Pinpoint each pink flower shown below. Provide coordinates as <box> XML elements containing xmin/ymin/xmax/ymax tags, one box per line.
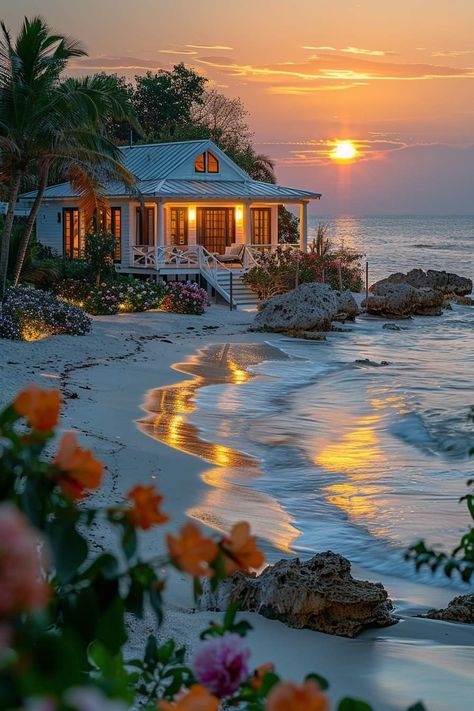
<box><xmin>0</xmin><ymin>503</ymin><xmax>49</xmax><ymax>618</ymax></box>
<box><xmin>192</xmin><ymin>633</ymin><xmax>251</xmax><ymax>698</ymax></box>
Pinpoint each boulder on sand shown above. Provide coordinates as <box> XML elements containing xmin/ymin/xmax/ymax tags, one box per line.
<box><xmin>362</xmin><ymin>282</ymin><xmax>444</xmax><ymax>318</ymax></box>
<box><xmin>371</xmin><ymin>268</ymin><xmax>472</xmax><ymax>297</ymax></box>
<box><xmin>423</xmin><ymin>593</ymin><xmax>474</xmax><ymax>624</ymax></box>
<box><xmin>253</xmin><ymin>283</ymin><xmax>358</xmax><ymax>333</ymax></box>
<box><xmin>200</xmin><ymin>551</ymin><xmax>397</xmax><ymax>638</ymax></box>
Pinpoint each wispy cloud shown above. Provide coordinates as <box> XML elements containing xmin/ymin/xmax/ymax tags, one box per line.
<box><xmin>268</xmin><ymin>83</ymin><xmax>367</xmax><ymax>95</ymax></box>
<box><xmin>302</xmin><ymin>45</ymin><xmax>395</xmax><ymax>57</ymax></box>
<box><xmin>186</xmin><ymin>43</ymin><xmax>234</xmax><ymax>50</ymax></box>
<box><xmin>158</xmin><ymin>48</ymin><xmax>198</xmax><ymax>55</ymax></box>
<box><xmin>73</xmin><ymin>55</ymin><xmax>163</xmax><ymax>70</ymax></box>
<box><xmin>432</xmin><ymin>49</ymin><xmax>474</xmax><ymax>57</ymax></box>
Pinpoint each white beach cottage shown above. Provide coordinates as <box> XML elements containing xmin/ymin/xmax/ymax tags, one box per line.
<box><xmin>20</xmin><ymin>140</ymin><xmax>321</xmax><ymax>307</ymax></box>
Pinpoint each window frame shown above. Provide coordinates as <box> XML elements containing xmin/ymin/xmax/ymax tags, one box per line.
<box><xmin>63</xmin><ymin>207</ymin><xmax>82</xmax><ymax>259</ymax></box>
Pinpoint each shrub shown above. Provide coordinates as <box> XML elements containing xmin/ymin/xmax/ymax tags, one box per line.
<box><xmin>0</xmin><ymin>286</ymin><xmax>91</xmax><ymax>341</ymax></box>
<box><xmin>243</xmin><ymin>244</ymin><xmax>363</xmax><ymax>300</ymax></box>
<box><xmin>161</xmin><ymin>280</ymin><xmax>210</xmax><ymax>315</ymax></box>
<box><xmin>84</xmin><ymin>229</ymin><xmax>117</xmax><ymax>286</ymax></box>
<box><xmin>57</xmin><ymin>278</ymin><xmax>167</xmax><ymax>315</ymax></box>
<box><xmin>0</xmin><ymin>384</ymin><xmax>427</xmax><ymax>710</ymax></box>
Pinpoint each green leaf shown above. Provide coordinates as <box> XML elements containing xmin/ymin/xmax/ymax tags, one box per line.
<box><xmin>122</xmin><ymin>522</ymin><xmax>137</xmax><ymax>559</ymax></box>
<box><xmin>96</xmin><ymin>596</ymin><xmax>127</xmax><ymax>654</ymax></box>
<box><xmin>407</xmin><ymin>704</ymin><xmax>427</xmax><ymax>711</ymax></box>
<box><xmin>47</xmin><ymin>517</ymin><xmax>88</xmax><ymax>583</ymax></box>
<box><xmin>157</xmin><ymin>639</ymin><xmax>175</xmax><ymax>664</ymax></box>
<box><xmin>338</xmin><ymin>698</ymin><xmax>373</xmax><ymax>711</ymax></box>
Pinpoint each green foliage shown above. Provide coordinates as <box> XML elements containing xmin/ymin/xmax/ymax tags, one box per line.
<box><xmin>84</xmin><ymin>229</ymin><xmax>116</xmax><ymax>286</ymax></box>
<box><xmin>57</xmin><ymin>277</ymin><xmax>167</xmax><ymax>315</ymax></box>
<box><xmin>242</xmin><ymin>245</ymin><xmax>363</xmax><ymax>301</ymax></box>
<box><xmin>278</xmin><ymin>206</ymin><xmax>300</xmax><ymax>244</ymax></box>
<box><xmin>406</xmin><ymin>477</ymin><xmax>474</xmax><ymax>583</ymax></box>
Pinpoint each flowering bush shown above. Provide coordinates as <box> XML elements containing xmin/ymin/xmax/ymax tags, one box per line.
<box><xmin>57</xmin><ymin>278</ymin><xmax>167</xmax><ymax>315</ymax></box>
<box><xmin>0</xmin><ymin>384</ymin><xmax>427</xmax><ymax>711</ymax></box>
<box><xmin>161</xmin><ymin>281</ymin><xmax>210</xmax><ymax>315</ymax></box>
<box><xmin>0</xmin><ymin>286</ymin><xmax>91</xmax><ymax>341</ymax></box>
<box><xmin>243</xmin><ymin>245</ymin><xmax>363</xmax><ymax>301</ymax></box>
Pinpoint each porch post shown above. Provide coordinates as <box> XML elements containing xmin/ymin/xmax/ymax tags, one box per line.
<box><xmin>157</xmin><ymin>201</ymin><xmax>164</xmax><ymax>246</ymax></box>
<box><xmin>243</xmin><ymin>201</ymin><xmax>252</xmax><ymax>245</ymax></box>
<box><xmin>299</xmin><ymin>201</ymin><xmax>308</xmax><ymax>252</ymax></box>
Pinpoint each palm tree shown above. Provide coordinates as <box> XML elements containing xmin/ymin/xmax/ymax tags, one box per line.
<box><xmin>0</xmin><ymin>16</ymin><xmax>137</xmax><ymax>295</ymax></box>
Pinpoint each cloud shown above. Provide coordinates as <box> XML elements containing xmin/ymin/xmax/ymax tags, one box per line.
<box><xmin>268</xmin><ymin>83</ymin><xmax>367</xmax><ymax>95</ymax></box>
<box><xmin>72</xmin><ymin>55</ymin><xmax>164</xmax><ymax>70</ymax></box>
<box><xmin>158</xmin><ymin>48</ymin><xmax>198</xmax><ymax>55</ymax></box>
<box><xmin>196</xmin><ymin>54</ymin><xmax>474</xmax><ymax>84</ymax></box>
<box><xmin>432</xmin><ymin>49</ymin><xmax>474</xmax><ymax>57</ymax></box>
<box><xmin>186</xmin><ymin>43</ymin><xmax>234</xmax><ymax>50</ymax></box>
<box><xmin>302</xmin><ymin>45</ymin><xmax>337</xmax><ymax>51</ymax></box>
<box><xmin>302</xmin><ymin>45</ymin><xmax>396</xmax><ymax>57</ymax></box>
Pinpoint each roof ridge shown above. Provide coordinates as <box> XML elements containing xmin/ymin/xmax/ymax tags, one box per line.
<box><xmin>120</xmin><ymin>139</ymin><xmax>211</xmax><ymax>150</ymax></box>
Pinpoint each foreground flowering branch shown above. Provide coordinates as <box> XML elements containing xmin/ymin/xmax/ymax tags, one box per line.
<box><xmin>0</xmin><ymin>385</ymin><xmax>426</xmax><ymax>710</ymax></box>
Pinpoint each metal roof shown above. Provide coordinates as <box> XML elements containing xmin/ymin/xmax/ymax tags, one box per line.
<box><xmin>20</xmin><ymin>140</ymin><xmax>321</xmax><ymax>202</ymax></box>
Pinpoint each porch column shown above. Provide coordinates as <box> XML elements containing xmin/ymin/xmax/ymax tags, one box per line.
<box><xmin>299</xmin><ymin>201</ymin><xmax>308</xmax><ymax>252</ymax></box>
<box><xmin>243</xmin><ymin>202</ymin><xmax>252</xmax><ymax>245</ymax></box>
<box><xmin>157</xmin><ymin>201</ymin><xmax>164</xmax><ymax>246</ymax></box>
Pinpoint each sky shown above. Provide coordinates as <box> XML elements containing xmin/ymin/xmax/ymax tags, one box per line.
<box><xmin>3</xmin><ymin>0</ymin><xmax>474</xmax><ymax>214</ymax></box>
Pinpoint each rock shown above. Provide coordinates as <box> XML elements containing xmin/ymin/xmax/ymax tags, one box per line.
<box><xmin>451</xmin><ymin>294</ymin><xmax>474</xmax><ymax>306</ymax></box>
<box><xmin>333</xmin><ymin>290</ymin><xmax>360</xmax><ymax>321</ymax></box>
<box><xmin>200</xmin><ymin>551</ymin><xmax>398</xmax><ymax>638</ymax></box>
<box><xmin>253</xmin><ymin>283</ymin><xmax>339</xmax><ymax>333</ymax></box>
<box><xmin>253</xmin><ymin>284</ymin><xmax>359</xmax><ymax>333</ymax></box>
<box><xmin>423</xmin><ymin>593</ymin><xmax>474</xmax><ymax>624</ymax></box>
<box><xmin>371</xmin><ymin>269</ymin><xmax>472</xmax><ymax>297</ymax></box>
<box><xmin>285</xmin><ymin>330</ymin><xmax>326</xmax><ymax>340</ymax></box>
<box><xmin>362</xmin><ymin>283</ymin><xmax>444</xmax><ymax>318</ymax></box>
<box><xmin>383</xmin><ymin>323</ymin><xmax>402</xmax><ymax>331</ymax></box>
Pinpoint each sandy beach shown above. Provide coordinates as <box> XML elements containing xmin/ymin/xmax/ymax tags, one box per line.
<box><xmin>1</xmin><ymin>306</ymin><xmax>473</xmax><ymax>711</ymax></box>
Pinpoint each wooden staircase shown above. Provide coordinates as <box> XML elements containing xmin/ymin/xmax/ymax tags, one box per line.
<box><xmin>214</xmin><ymin>269</ymin><xmax>257</xmax><ymax>309</ymax></box>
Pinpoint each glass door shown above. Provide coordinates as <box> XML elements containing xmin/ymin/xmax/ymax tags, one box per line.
<box><xmin>196</xmin><ymin>208</ymin><xmax>235</xmax><ymax>253</ymax></box>
<box><xmin>170</xmin><ymin>208</ymin><xmax>188</xmax><ymax>246</ymax></box>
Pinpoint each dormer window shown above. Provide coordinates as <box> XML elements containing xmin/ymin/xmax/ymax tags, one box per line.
<box><xmin>194</xmin><ymin>151</ymin><xmax>219</xmax><ymax>174</ymax></box>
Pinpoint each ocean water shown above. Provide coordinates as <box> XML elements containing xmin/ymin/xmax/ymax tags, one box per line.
<box><xmin>309</xmin><ymin>214</ymin><xmax>474</xmax><ymax>284</ymax></box>
<box><xmin>186</xmin><ymin>216</ymin><xmax>474</xmax><ymax>588</ymax></box>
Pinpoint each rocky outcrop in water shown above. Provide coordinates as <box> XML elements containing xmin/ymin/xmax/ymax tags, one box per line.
<box><xmin>253</xmin><ymin>283</ymin><xmax>358</xmax><ymax>333</ymax></box>
<box><xmin>424</xmin><ymin>594</ymin><xmax>474</xmax><ymax>624</ymax></box>
<box><xmin>200</xmin><ymin>551</ymin><xmax>397</xmax><ymax>638</ymax></box>
<box><xmin>371</xmin><ymin>269</ymin><xmax>472</xmax><ymax>297</ymax></box>
<box><xmin>362</xmin><ymin>282</ymin><xmax>444</xmax><ymax>318</ymax></box>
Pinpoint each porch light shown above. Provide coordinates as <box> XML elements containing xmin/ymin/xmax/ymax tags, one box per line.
<box><xmin>188</xmin><ymin>206</ymin><xmax>196</xmax><ymax>222</ymax></box>
<box><xmin>235</xmin><ymin>205</ymin><xmax>243</xmax><ymax>223</ymax></box>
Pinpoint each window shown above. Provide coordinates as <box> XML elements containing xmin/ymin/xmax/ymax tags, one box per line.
<box><xmin>170</xmin><ymin>208</ymin><xmax>188</xmax><ymax>246</ymax></box>
<box><xmin>207</xmin><ymin>152</ymin><xmax>219</xmax><ymax>173</ymax></box>
<box><xmin>63</xmin><ymin>208</ymin><xmax>82</xmax><ymax>259</ymax></box>
<box><xmin>135</xmin><ymin>206</ymin><xmax>155</xmax><ymax>245</ymax></box>
<box><xmin>194</xmin><ymin>152</ymin><xmax>206</xmax><ymax>173</ymax></box>
<box><xmin>111</xmin><ymin>207</ymin><xmax>121</xmax><ymax>261</ymax></box>
<box><xmin>251</xmin><ymin>208</ymin><xmax>272</xmax><ymax>246</ymax></box>
<box><xmin>194</xmin><ymin>151</ymin><xmax>219</xmax><ymax>174</ymax></box>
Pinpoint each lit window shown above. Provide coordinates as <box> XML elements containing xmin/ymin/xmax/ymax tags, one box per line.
<box><xmin>194</xmin><ymin>152</ymin><xmax>205</xmax><ymax>173</ymax></box>
<box><xmin>207</xmin><ymin>152</ymin><xmax>219</xmax><ymax>173</ymax></box>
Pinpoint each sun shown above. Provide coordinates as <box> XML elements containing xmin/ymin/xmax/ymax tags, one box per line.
<box><xmin>330</xmin><ymin>140</ymin><xmax>358</xmax><ymax>162</ymax></box>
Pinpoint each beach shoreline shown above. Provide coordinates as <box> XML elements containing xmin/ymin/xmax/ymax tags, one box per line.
<box><xmin>1</xmin><ymin>306</ymin><xmax>473</xmax><ymax>711</ymax></box>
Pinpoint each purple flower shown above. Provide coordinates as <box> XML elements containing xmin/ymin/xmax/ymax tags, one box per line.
<box><xmin>192</xmin><ymin>633</ymin><xmax>251</xmax><ymax>698</ymax></box>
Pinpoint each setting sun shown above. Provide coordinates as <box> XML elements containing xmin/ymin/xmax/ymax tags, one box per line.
<box><xmin>331</xmin><ymin>140</ymin><xmax>358</xmax><ymax>161</ymax></box>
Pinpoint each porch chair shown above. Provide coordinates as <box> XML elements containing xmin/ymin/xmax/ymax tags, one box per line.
<box><xmin>217</xmin><ymin>243</ymin><xmax>245</xmax><ymax>264</ymax></box>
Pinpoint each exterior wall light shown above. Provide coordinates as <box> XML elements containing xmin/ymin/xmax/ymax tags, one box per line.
<box><xmin>235</xmin><ymin>205</ymin><xmax>243</xmax><ymax>223</ymax></box>
<box><xmin>188</xmin><ymin>206</ymin><xmax>196</xmax><ymax>222</ymax></box>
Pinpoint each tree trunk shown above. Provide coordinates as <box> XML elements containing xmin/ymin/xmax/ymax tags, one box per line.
<box><xmin>13</xmin><ymin>162</ymin><xmax>50</xmax><ymax>286</ymax></box>
<box><xmin>0</xmin><ymin>171</ymin><xmax>22</xmax><ymax>299</ymax></box>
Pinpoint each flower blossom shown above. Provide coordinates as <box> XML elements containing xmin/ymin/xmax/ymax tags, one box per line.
<box><xmin>53</xmin><ymin>432</ymin><xmax>103</xmax><ymax>500</ymax></box>
<box><xmin>64</xmin><ymin>686</ymin><xmax>128</xmax><ymax>711</ymax></box>
<box><xmin>167</xmin><ymin>523</ymin><xmax>217</xmax><ymax>577</ymax></box>
<box><xmin>126</xmin><ymin>484</ymin><xmax>169</xmax><ymax>529</ymax></box>
<box><xmin>13</xmin><ymin>384</ymin><xmax>61</xmax><ymax>432</ymax></box>
<box><xmin>192</xmin><ymin>633</ymin><xmax>251</xmax><ymax>698</ymax></box>
<box><xmin>157</xmin><ymin>684</ymin><xmax>219</xmax><ymax>710</ymax></box>
<box><xmin>0</xmin><ymin>503</ymin><xmax>49</xmax><ymax>618</ymax></box>
<box><xmin>221</xmin><ymin>522</ymin><xmax>264</xmax><ymax>575</ymax></box>
<box><xmin>266</xmin><ymin>680</ymin><xmax>330</xmax><ymax>711</ymax></box>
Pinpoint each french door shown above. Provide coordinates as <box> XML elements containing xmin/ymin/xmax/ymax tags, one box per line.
<box><xmin>63</xmin><ymin>208</ymin><xmax>82</xmax><ymax>258</ymax></box>
<box><xmin>170</xmin><ymin>208</ymin><xmax>188</xmax><ymax>246</ymax></box>
<box><xmin>251</xmin><ymin>208</ymin><xmax>272</xmax><ymax>246</ymax></box>
<box><xmin>196</xmin><ymin>208</ymin><xmax>235</xmax><ymax>253</ymax></box>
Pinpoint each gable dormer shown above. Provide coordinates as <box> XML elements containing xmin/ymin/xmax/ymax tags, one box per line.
<box><xmin>194</xmin><ymin>150</ymin><xmax>219</xmax><ymax>174</ymax></box>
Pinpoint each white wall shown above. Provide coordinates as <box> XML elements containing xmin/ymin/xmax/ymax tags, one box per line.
<box><xmin>36</xmin><ymin>203</ymin><xmax>64</xmax><ymax>255</ymax></box>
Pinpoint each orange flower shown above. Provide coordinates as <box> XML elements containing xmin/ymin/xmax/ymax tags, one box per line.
<box><xmin>167</xmin><ymin>523</ymin><xmax>218</xmax><ymax>577</ymax></box>
<box><xmin>126</xmin><ymin>485</ymin><xmax>169</xmax><ymax>530</ymax></box>
<box><xmin>250</xmin><ymin>662</ymin><xmax>275</xmax><ymax>690</ymax></box>
<box><xmin>266</xmin><ymin>680</ymin><xmax>330</xmax><ymax>711</ymax></box>
<box><xmin>157</xmin><ymin>684</ymin><xmax>219</xmax><ymax>711</ymax></box>
<box><xmin>53</xmin><ymin>432</ymin><xmax>103</xmax><ymax>500</ymax></box>
<box><xmin>221</xmin><ymin>522</ymin><xmax>265</xmax><ymax>575</ymax></box>
<box><xmin>13</xmin><ymin>385</ymin><xmax>61</xmax><ymax>432</ymax></box>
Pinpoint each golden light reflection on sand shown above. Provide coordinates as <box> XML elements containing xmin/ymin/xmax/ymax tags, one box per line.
<box><xmin>138</xmin><ymin>343</ymin><xmax>299</xmax><ymax>552</ymax></box>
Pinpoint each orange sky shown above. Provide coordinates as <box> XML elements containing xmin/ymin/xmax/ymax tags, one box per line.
<box><xmin>5</xmin><ymin>0</ymin><xmax>474</xmax><ymax>214</ymax></box>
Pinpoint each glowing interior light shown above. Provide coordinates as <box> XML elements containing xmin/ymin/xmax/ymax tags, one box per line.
<box><xmin>188</xmin><ymin>207</ymin><xmax>196</xmax><ymax>221</ymax></box>
<box><xmin>235</xmin><ymin>206</ymin><xmax>243</xmax><ymax>222</ymax></box>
